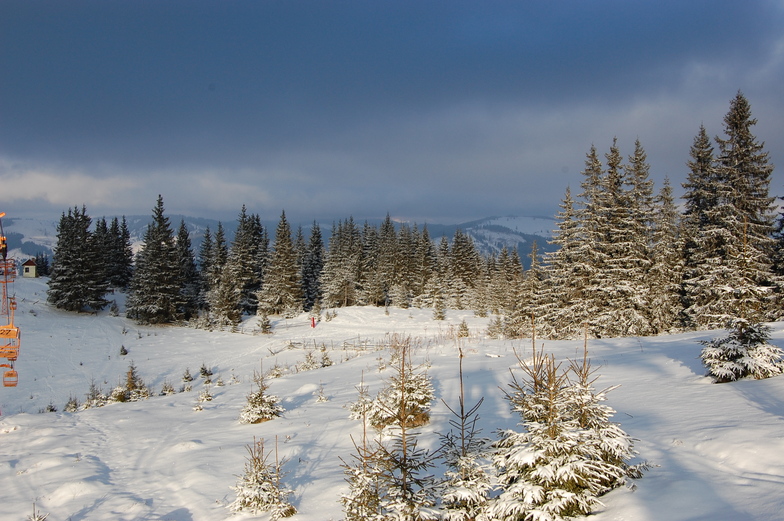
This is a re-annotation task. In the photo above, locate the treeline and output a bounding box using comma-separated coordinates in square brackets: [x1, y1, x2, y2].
[47, 92, 784, 338]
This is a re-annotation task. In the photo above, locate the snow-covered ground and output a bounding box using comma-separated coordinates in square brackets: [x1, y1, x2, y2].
[2, 276, 784, 520]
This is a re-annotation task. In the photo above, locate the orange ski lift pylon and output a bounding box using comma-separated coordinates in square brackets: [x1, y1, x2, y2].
[0, 212, 20, 387]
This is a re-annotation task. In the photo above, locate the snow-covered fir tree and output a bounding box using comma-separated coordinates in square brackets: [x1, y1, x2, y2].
[410, 224, 437, 308]
[576, 143, 606, 311]
[361, 336, 440, 520]
[230, 436, 296, 519]
[589, 139, 652, 338]
[91, 217, 113, 292]
[342, 373, 383, 521]
[447, 229, 482, 310]
[368, 336, 435, 431]
[47, 206, 110, 312]
[700, 318, 784, 383]
[210, 265, 243, 329]
[108, 361, 151, 403]
[439, 348, 493, 521]
[567, 349, 644, 490]
[367, 214, 398, 307]
[126, 196, 185, 324]
[682, 93, 777, 328]
[646, 178, 684, 334]
[681, 124, 722, 329]
[540, 188, 587, 340]
[301, 221, 324, 312]
[229, 206, 266, 315]
[34, 251, 51, 277]
[175, 219, 200, 320]
[107, 216, 134, 289]
[202, 222, 229, 313]
[239, 368, 284, 424]
[376, 429, 440, 521]
[321, 218, 363, 307]
[341, 437, 383, 521]
[395, 223, 419, 309]
[771, 197, 784, 284]
[257, 211, 304, 317]
[80, 378, 108, 409]
[491, 346, 640, 521]
[505, 242, 547, 339]
[196, 225, 213, 310]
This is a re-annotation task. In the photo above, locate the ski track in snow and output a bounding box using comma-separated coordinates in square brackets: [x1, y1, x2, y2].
[2, 278, 784, 520]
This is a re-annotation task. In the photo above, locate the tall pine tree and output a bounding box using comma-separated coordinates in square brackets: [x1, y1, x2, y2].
[301, 221, 324, 312]
[127, 196, 184, 324]
[682, 93, 777, 327]
[176, 219, 200, 320]
[47, 206, 109, 311]
[257, 211, 303, 317]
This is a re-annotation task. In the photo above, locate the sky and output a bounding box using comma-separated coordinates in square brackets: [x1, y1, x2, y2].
[2, 0, 784, 226]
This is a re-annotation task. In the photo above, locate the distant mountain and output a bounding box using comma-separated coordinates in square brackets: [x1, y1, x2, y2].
[3, 214, 557, 269]
[425, 215, 556, 267]
[0, 216, 59, 258]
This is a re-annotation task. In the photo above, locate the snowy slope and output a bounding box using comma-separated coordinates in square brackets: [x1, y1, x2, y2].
[2, 277, 784, 520]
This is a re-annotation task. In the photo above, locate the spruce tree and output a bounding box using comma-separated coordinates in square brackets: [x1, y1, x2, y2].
[485, 251, 505, 316]
[204, 222, 230, 318]
[573, 145, 606, 336]
[681, 125, 721, 329]
[392, 223, 416, 309]
[683, 94, 777, 327]
[47, 206, 109, 312]
[34, 251, 50, 277]
[230, 437, 296, 518]
[359, 220, 384, 306]
[212, 222, 229, 283]
[440, 349, 492, 521]
[541, 187, 588, 339]
[591, 139, 652, 337]
[107, 216, 133, 289]
[647, 178, 684, 334]
[505, 242, 547, 339]
[410, 224, 437, 308]
[372, 336, 439, 521]
[239, 367, 284, 424]
[175, 219, 200, 320]
[368, 337, 435, 431]
[91, 217, 113, 291]
[197, 225, 214, 311]
[448, 229, 481, 310]
[126, 195, 184, 324]
[772, 199, 784, 278]
[342, 375, 384, 521]
[257, 211, 303, 317]
[301, 221, 324, 312]
[491, 348, 639, 521]
[700, 318, 784, 382]
[212, 207, 264, 326]
[374, 214, 398, 306]
[321, 218, 363, 308]
[714, 92, 777, 321]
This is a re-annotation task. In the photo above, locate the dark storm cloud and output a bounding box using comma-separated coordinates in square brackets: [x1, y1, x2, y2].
[1, 0, 783, 223]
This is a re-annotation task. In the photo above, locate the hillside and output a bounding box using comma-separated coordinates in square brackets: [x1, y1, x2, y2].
[1, 277, 784, 520]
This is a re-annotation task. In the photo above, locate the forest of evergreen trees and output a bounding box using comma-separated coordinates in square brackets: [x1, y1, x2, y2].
[46, 92, 784, 340]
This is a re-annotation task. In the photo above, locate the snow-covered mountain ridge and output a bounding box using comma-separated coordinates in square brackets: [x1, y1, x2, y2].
[2, 214, 556, 263]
